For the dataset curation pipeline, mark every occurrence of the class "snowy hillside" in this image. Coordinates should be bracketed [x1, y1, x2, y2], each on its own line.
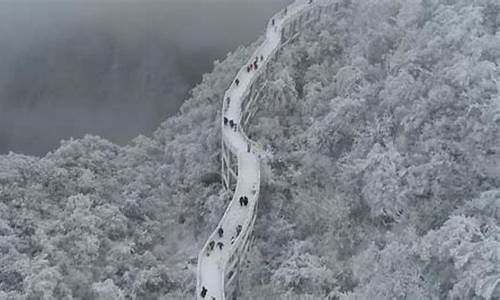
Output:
[0, 40, 260, 298]
[1, 0, 500, 299]
[241, 0, 500, 298]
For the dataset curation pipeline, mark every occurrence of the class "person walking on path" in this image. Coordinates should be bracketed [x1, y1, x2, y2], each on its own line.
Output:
[218, 227, 224, 238]
[200, 286, 207, 298]
[217, 242, 224, 250]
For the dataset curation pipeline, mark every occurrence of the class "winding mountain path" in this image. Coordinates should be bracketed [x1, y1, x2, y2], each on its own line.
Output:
[196, 1, 333, 299]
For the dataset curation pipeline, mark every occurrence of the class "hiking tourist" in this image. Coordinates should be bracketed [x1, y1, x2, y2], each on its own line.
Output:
[217, 242, 224, 250]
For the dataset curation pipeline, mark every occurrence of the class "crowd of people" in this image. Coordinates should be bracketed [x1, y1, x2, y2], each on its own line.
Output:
[205, 194, 250, 257]
[223, 52, 266, 135]
[200, 1, 316, 297]
[202, 194, 249, 299]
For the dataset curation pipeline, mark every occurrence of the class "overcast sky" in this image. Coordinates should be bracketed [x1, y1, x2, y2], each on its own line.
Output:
[0, 0, 291, 156]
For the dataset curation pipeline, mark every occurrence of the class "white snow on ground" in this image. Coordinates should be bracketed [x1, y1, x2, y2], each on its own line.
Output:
[196, 1, 322, 299]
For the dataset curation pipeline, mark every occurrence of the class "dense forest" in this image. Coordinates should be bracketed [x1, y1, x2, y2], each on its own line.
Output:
[242, 0, 500, 298]
[0, 38, 259, 298]
[1, 0, 500, 299]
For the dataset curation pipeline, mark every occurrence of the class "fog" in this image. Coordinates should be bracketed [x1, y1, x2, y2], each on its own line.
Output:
[0, 0, 291, 155]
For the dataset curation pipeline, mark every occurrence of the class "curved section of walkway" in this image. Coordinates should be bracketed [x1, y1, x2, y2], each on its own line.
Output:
[196, 1, 332, 299]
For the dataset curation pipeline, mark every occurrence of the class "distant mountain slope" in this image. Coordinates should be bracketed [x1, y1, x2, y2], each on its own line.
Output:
[0, 40, 259, 299]
[241, 0, 500, 298]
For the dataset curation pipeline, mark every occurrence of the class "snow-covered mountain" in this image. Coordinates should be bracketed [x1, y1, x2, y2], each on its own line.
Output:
[1, 0, 500, 299]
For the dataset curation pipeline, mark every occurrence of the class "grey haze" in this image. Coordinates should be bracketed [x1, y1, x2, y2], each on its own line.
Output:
[0, 0, 290, 155]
